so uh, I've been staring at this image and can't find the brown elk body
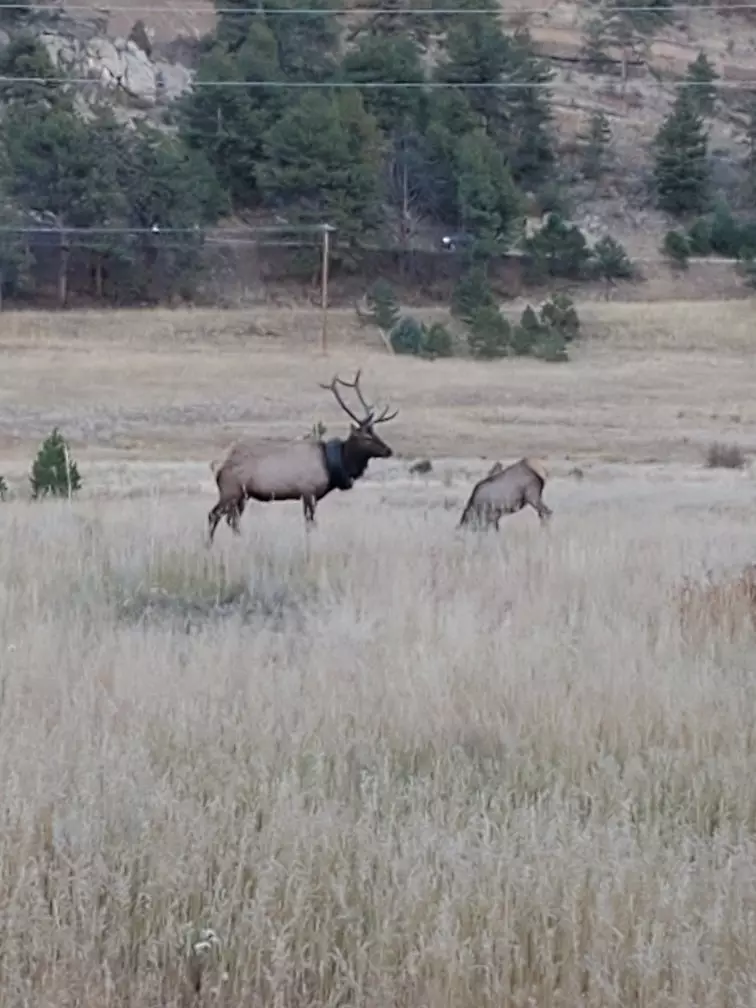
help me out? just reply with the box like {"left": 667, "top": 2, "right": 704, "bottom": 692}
{"left": 207, "top": 371, "right": 398, "bottom": 544}
{"left": 458, "top": 457, "right": 553, "bottom": 530}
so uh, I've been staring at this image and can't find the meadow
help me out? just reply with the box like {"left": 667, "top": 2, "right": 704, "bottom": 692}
{"left": 1, "top": 300, "right": 756, "bottom": 1006}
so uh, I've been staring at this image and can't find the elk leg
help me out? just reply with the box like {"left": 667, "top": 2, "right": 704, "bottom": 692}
{"left": 525, "top": 486, "right": 553, "bottom": 525}
{"left": 226, "top": 495, "right": 246, "bottom": 530}
{"left": 302, "top": 496, "right": 317, "bottom": 525}
{"left": 207, "top": 502, "right": 224, "bottom": 545}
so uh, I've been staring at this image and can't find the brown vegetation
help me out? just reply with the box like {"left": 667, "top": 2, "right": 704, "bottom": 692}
{"left": 677, "top": 563, "right": 756, "bottom": 642}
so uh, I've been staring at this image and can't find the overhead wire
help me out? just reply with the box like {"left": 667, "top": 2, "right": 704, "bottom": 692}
{"left": 5, "top": 1, "right": 756, "bottom": 12}
{"left": 0, "top": 75, "right": 754, "bottom": 87}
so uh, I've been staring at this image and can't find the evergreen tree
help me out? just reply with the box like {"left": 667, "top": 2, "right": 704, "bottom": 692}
{"left": 685, "top": 51, "right": 718, "bottom": 118}
{"left": 742, "top": 96, "right": 756, "bottom": 200}
{"left": 0, "top": 33, "right": 68, "bottom": 108}
{"left": 2, "top": 102, "right": 129, "bottom": 304}
{"left": 581, "top": 111, "right": 612, "bottom": 181}
{"left": 435, "top": 7, "right": 516, "bottom": 151}
{"left": 114, "top": 123, "right": 226, "bottom": 300}
{"left": 353, "top": 0, "right": 434, "bottom": 46}
{"left": 653, "top": 89, "right": 709, "bottom": 216}
{"left": 581, "top": 16, "right": 612, "bottom": 75}
{"left": 455, "top": 128, "right": 523, "bottom": 258}
{"left": 506, "top": 29, "right": 556, "bottom": 183}
{"left": 178, "top": 22, "right": 284, "bottom": 208}
{"left": 257, "top": 89, "right": 385, "bottom": 247}
{"left": 342, "top": 30, "right": 425, "bottom": 138}
{"left": 422, "top": 90, "right": 484, "bottom": 222}
{"left": 265, "top": 0, "right": 341, "bottom": 82}
{"left": 523, "top": 213, "right": 592, "bottom": 279}
{"left": 30, "top": 428, "right": 82, "bottom": 499}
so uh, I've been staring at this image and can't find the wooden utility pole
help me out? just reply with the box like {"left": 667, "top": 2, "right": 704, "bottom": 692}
{"left": 320, "top": 224, "right": 334, "bottom": 355}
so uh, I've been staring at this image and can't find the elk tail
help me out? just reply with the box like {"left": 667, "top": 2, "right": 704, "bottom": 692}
{"left": 525, "top": 457, "right": 548, "bottom": 483}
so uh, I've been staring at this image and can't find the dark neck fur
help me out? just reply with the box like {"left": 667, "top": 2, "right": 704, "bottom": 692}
{"left": 340, "top": 437, "right": 371, "bottom": 481}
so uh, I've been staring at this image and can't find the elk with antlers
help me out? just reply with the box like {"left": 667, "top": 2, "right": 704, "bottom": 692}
{"left": 207, "top": 370, "right": 398, "bottom": 544}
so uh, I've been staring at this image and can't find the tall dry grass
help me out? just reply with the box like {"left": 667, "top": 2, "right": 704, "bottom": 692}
{"left": 2, "top": 494, "right": 756, "bottom": 1006}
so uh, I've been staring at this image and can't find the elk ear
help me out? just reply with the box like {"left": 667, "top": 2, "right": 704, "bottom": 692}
{"left": 350, "top": 423, "right": 359, "bottom": 433}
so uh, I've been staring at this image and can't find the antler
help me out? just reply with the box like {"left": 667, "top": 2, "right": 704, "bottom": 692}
{"left": 319, "top": 371, "right": 372, "bottom": 425}
{"left": 319, "top": 369, "right": 398, "bottom": 426}
{"left": 372, "top": 404, "right": 399, "bottom": 425}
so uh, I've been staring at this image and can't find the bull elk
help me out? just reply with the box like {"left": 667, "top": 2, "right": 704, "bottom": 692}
{"left": 458, "top": 457, "right": 553, "bottom": 531}
{"left": 207, "top": 370, "right": 398, "bottom": 544}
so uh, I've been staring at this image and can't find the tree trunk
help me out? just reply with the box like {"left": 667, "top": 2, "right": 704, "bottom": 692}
{"left": 93, "top": 255, "right": 104, "bottom": 299}
{"left": 57, "top": 232, "right": 70, "bottom": 308}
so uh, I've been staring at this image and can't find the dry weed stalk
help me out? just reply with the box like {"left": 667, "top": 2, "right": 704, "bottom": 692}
{"left": 677, "top": 563, "right": 756, "bottom": 642}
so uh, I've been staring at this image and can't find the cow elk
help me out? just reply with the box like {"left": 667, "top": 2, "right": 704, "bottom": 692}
{"left": 207, "top": 370, "right": 398, "bottom": 544}
{"left": 458, "top": 457, "right": 553, "bottom": 531}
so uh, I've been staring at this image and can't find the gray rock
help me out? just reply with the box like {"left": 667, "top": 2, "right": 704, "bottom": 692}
{"left": 154, "top": 60, "right": 193, "bottom": 101}
{"left": 39, "top": 26, "right": 193, "bottom": 111}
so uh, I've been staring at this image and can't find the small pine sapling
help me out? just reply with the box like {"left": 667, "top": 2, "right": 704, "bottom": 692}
{"left": 30, "top": 427, "right": 82, "bottom": 499}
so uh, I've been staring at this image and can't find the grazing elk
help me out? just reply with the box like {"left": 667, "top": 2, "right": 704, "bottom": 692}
{"left": 207, "top": 370, "right": 398, "bottom": 544}
{"left": 458, "top": 457, "right": 553, "bottom": 531}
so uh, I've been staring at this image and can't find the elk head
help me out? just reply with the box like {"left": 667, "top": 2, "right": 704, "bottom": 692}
{"left": 320, "top": 370, "right": 398, "bottom": 460}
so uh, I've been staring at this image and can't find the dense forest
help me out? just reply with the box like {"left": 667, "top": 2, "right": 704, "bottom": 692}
{"left": 0, "top": 0, "right": 755, "bottom": 306}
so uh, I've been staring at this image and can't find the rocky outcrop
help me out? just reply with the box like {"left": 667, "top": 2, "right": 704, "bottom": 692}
{"left": 35, "top": 14, "right": 193, "bottom": 110}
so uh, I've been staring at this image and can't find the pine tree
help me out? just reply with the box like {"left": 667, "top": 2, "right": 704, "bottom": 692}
{"left": 113, "top": 123, "right": 226, "bottom": 301}
{"left": 653, "top": 89, "right": 709, "bottom": 216}
{"left": 0, "top": 32, "right": 69, "bottom": 108}
{"left": 581, "top": 16, "right": 612, "bottom": 75}
{"left": 455, "top": 128, "right": 524, "bottom": 259}
{"left": 30, "top": 428, "right": 82, "bottom": 499}
{"left": 581, "top": 111, "right": 612, "bottom": 180}
{"left": 342, "top": 30, "right": 426, "bottom": 138}
{"left": 593, "top": 235, "right": 634, "bottom": 281}
{"left": 506, "top": 29, "right": 556, "bottom": 183}
{"left": 178, "top": 22, "right": 285, "bottom": 208}
{"left": 435, "top": 8, "right": 516, "bottom": 151}
{"left": 685, "top": 51, "right": 718, "bottom": 118}
{"left": 265, "top": 0, "right": 341, "bottom": 83}
{"left": 741, "top": 96, "right": 756, "bottom": 200}
{"left": 257, "top": 89, "right": 385, "bottom": 247}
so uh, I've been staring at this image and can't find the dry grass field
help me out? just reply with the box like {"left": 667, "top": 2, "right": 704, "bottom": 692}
{"left": 2, "top": 300, "right": 756, "bottom": 1006}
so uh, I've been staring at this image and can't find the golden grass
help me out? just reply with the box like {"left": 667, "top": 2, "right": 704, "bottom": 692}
{"left": 1, "top": 299, "right": 756, "bottom": 471}
{"left": 2, "top": 488, "right": 756, "bottom": 1005}
{"left": 2, "top": 300, "right": 756, "bottom": 1004}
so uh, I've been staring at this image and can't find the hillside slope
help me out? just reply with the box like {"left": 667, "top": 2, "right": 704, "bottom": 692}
{"left": 53, "top": 0, "right": 756, "bottom": 262}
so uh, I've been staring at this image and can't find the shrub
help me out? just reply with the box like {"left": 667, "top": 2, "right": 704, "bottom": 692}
{"left": 539, "top": 292, "right": 580, "bottom": 343}
{"left": 358, "top": 279, "right": 401, "bottom": 333}
{"left": 30, "top": 428, "right": 82, "bottom": 499}
{"left": 0, "top": 475, "right": 7, "bottom": 501}
{"left": 662, "top": 230, "right": 690, "bottom": 269}
{"left": 466, "top": 306, "right": 513, "bottom": 359}
{"left": 592, "top": 236, "right": 634, "bottom": 282}
{"left": 704, "top": 441, "right": 746, "bottom": 469}
{"left": 523, "top": 213, "right": 593, "bottom": 281}
{"left": 532, "top": 327, "right": 570, "bottom": 362}
{"left": 390, "top": 316, "right": 425, "bottom": 355}
{"left": 451, "top": 266, "right": 495, "bottom": 324}
{"left": 512, "top": 305, "right": 543, "bottom": 356}
{"left": 687, "top": 216, "right": 712, "bottom": 255}
{"left": 421, "top": 322, "right": 454, "bottom": 359}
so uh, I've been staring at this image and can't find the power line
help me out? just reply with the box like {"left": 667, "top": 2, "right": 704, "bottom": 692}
{"left": 1, "top": 74, "right": 755, "bottom": 88}
{"left": 9, "top": 1, "right": 756, "bottom": 12}
{"left": 0, "top": 223, "right": 328, "bottom": 234}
